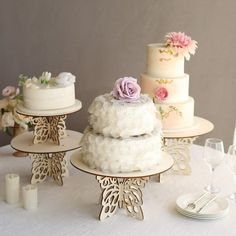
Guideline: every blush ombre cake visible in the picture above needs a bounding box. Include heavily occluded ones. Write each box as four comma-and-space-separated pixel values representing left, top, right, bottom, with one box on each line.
140, 32, 197, 130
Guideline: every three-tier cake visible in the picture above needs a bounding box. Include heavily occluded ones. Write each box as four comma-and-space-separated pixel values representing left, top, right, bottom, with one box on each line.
141, 32, 197, 130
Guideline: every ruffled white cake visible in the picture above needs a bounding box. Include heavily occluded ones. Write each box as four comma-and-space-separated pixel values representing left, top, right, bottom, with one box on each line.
140, 32, 197, 130
80, 77, 162, 173
81, 127, 162, 173
21, 72, 76, 110
88, 93, 159, 138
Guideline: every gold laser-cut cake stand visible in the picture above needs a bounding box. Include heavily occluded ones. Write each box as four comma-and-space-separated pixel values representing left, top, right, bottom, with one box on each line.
11, 131, 82, 185
70, 151, 174, 221
162, 116, 214, 175
11, 101, 83, 185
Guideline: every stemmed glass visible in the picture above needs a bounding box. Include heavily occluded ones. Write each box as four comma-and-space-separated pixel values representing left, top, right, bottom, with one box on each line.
227, 144, 236, 201
203, 138, 225, 194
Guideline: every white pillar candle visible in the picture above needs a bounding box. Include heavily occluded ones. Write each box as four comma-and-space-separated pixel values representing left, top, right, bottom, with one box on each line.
233, 121, 236, 145
22, 184, 38, 211
5, 173, 20, 204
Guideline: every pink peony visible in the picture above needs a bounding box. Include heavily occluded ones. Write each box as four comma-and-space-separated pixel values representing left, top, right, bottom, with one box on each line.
112, 77, 141, 101
165, 32, 197, 60
155, 87, 168, 101
2, 86, 19, 99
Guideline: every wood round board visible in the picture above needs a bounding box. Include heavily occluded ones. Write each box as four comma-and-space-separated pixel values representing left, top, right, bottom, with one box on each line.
11, 130, 83, 154
70, 150, 174, 178
16, 99, 82, 117
163, 116, 214, 138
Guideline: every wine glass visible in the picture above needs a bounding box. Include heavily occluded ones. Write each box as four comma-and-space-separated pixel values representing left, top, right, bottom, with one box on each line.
203, 138, 224, 194
227, 144, 236, 201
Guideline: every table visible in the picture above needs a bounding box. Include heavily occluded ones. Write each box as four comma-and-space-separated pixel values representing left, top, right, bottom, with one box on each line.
0, 144, 236, 236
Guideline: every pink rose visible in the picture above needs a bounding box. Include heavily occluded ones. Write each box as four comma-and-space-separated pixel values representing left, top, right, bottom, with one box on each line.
155, 87, 168, 101
165, 32, 197, 60
2, 86, 19, 99
112, 77, 141, 101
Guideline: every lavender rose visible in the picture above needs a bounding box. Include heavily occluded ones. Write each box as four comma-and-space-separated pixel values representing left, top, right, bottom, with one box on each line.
112, 77, 141, 101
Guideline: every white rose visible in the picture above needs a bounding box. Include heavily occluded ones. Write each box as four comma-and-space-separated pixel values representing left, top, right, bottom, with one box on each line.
55, 72, 76, 86
1, 112, 15, 128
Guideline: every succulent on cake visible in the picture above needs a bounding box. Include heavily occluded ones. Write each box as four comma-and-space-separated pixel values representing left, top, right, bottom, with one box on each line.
112, 77, 141, 102
164, 32, 197, 60
19, 72, 76, 89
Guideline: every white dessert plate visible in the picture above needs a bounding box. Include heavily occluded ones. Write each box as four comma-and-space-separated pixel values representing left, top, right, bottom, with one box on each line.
176, 193, 229, 220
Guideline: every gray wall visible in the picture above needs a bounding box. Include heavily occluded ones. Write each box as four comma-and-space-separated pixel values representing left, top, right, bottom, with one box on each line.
0, 0, 235, 148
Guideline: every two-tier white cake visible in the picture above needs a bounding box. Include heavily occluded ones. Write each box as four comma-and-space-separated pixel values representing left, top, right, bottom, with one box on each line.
80, 77, 162, 173
141, 32, 197, 130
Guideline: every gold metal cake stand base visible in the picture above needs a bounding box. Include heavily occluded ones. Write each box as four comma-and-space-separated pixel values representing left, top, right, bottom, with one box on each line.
70, 151, 174, 221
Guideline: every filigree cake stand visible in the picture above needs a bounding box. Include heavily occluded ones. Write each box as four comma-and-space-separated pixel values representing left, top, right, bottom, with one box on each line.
70, 151, 174, 221
11, 100, 83, 185
11, 131, 82, 185
16, 100, 82, 145
162, 116, 214, 175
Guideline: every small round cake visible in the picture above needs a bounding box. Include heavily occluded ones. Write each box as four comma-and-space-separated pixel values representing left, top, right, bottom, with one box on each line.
21, 72, 76, 110
80, 77, 163, 173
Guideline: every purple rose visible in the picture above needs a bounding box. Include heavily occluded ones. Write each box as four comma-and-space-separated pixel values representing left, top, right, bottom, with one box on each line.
112, 77, 141, 101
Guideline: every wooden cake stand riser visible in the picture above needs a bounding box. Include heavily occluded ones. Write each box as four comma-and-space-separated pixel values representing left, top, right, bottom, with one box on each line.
11, 103, 82, 186
70, 151, 174, 221
162, 117, 214, 175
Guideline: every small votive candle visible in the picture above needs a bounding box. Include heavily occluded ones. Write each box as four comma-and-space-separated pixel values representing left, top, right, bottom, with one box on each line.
22, 184, 38, 211
5, 173, 20, 204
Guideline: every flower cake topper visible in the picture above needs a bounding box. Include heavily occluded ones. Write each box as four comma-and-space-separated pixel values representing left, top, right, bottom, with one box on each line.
112, 77, 141, 102
155, 87, 168, 101
164, 32, 198, 60
19, 72, 76, 89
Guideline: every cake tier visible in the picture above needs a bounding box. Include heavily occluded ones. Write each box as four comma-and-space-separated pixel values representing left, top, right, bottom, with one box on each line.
88, 93, 161, 138
155, 97, 194, 130
140, 73, 189, 103
23, 84, 75, 110
80, 127, 162, 173
147, 43, 185, 77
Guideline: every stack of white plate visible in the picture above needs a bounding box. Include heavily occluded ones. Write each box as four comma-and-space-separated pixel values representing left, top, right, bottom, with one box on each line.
176, 192, 229, 220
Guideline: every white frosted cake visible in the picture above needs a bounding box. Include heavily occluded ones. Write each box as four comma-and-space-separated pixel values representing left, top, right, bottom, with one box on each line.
88, 93, 158, 138
20, 72, 76, 110
140, 32, 197, 130
80, 77, 162, 173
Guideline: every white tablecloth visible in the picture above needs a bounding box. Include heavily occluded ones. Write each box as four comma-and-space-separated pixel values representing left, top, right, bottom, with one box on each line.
0, 145, 236, 236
